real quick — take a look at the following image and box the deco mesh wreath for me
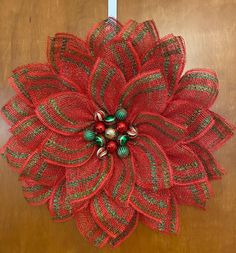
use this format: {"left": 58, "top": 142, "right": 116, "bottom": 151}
{"left": 1, "top": 18, "right": 235, "bottom": 247}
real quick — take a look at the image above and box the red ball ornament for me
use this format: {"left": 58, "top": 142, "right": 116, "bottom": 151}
{"left": 106, "top": 141, "right": 117, "bottom": 153}
{"left": 94, "top": 122, "right": 105, "bottom": 134}
{"left": 116, "top": 121, "right": 128, "bottom": 133}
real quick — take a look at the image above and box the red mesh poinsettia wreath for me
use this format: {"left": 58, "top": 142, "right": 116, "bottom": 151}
{"left": 1, "top": 18, "right": 235, "bottom": 247}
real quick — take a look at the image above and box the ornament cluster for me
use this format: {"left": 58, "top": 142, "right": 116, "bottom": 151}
{"left": 83, "top": 109, "right": 138, "bottom": 159}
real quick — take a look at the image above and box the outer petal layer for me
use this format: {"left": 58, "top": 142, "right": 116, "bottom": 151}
{"left": 196, "top": 112, "right": 235, "bottom": 151}
{"left": 166, "top": 144, "right": 207, "bottom": 185}
{"left": 48, "top": 177, "right": 73, "bottom": 222}
{"left": 129, "top": 135, "right": 172, "bottom": 191}
{"left": 1, "top": 95, "right": 34, "bottom": 126}
{"left": 140, "top": 196, "right": 179, "bottom": 233}
{"left": 66, "top": 155, "right": 113, "bottom": 202}
{"left": 130, "top": 184, "right": 170, "bottom": 221}
{"left": 90, "top": 191, "right": 135, "bottom": 238}
{"left": 9, "top": 64, "right": 78, "bottom": 105}
{"left": 75, "top": 207, "right": 110, "bottom": 248}
{"left": 35, "top": 92, "right": 96, "bottom": 136}
{"left": 174, "top": 69, "right": 219, "bottom": 108}
{"left": 164, "top": 100, "right": 214, "bottom": 142}
{"left": 21, "top": 179, "right": 52, "bottom": 206}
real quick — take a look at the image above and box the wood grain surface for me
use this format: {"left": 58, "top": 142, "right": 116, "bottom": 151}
{"left": 0, "top": 0, "right": 236, "bottom": 252}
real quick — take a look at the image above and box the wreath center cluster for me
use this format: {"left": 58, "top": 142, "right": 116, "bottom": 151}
{"left": 83, "top": 109, "right": 138, "bottom": 159}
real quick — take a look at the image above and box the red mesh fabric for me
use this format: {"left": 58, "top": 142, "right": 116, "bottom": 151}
{"left": 0, "top": 18, "right": 235, "bottom": 248}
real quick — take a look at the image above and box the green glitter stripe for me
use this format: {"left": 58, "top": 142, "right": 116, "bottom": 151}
{"left": 190, "top": 142, "right": 223, "bottom": 177}
{"left": 200, "top": 182, "right": 210, "bottom": 199}
{"left": 62, "top": 57, "right": 91, "bottom": 75}
{"left": 119, "top": 72, "right": 162, "bottom": 105}
{"left": 12, "top": 101, "right": 29, "bottom": 116}
{"left": 122, "top": 21, "right": 137, "bottom": 40}
{"left": 12, "top": 73, "right": 31, "bottom": 100}
{"left": 189, "top": 185, "right": 204, "bottom": 206}
{"left": 174, "top": 172, "right": 205, "bottom": 183}
{"left": 94, "top": 232, "right": 108, "bottom": 247}
{"left": 110, "top": 43, "right": 125, "bottom": 74}
{"left": 22, "top": 185, "right": 43, "bottom": 192}
{"left": 49, "top": 98, "right": 77, "bottom": 125}
{"left": 49, "top": 38, "right": 58, "bottom": 72}
{"left": 34, "top": 162, "right": 48, "bottom": 181}
{"left": 121, "top": 157, "right": 134, "bottom": 202}
{"left": 45, "top": 139, "right": 94, "bottom": 154}
{"left": 100, "top": 67, "right": 116, "bottom": 111}
{"left": 67, "top": 171, "right": 99, "bottom": 187}
{"left": 26, "top": 189, "right": 52, "bottom": 203}
{"left": 181, "top": 72, "right": 218, "bottom": 83}
{"left": 37, "top": 105, "right": 83, "bottom": 133}
{"left": 5, "top": 147, "right": 28, "bottom": 159}
{"left": 132, "top": 26, "right": 149, "bottom": 46}
{"left": 135, "top": 185, "right": 167, "bottom": 208}
{"left": 93, "top": 196, "right": 121, "bottom": 235}
{"left": 138, "top": 135, "right": 170, "bottom": 188}
{"left": 188, "top": 115, "right": 212, "bottom": 139}
{"left": 1, "top": 107, "right": 17, "bottom": 123}
{"left": 110, "top": 212, "right": 137, "bottom": 246}
{"left": 163, "top": 55, "right": 170, "bottom": 80}
{"left": 136, "top": 113, "right": 184, "bottom": 134}
{"left": 175, "top": 161, "right": 198, "bottom": 171}
{"left": 120, "top": 41, "right": 138, "bottom": 76}
{"left": 168, "top": 63, "right": 179, "bottom": 97}
{"left": 42, "top": 150, "right": 89, "bottom": 165}
{"left": 112, "top": 165, "right": 126, "bottom": 198}
{"left": 23, "top": 153, "right": 40, "bottom": 176}
{"left": 12, "top": 117, "right": 38, "bottom": 135}
{"left": 184, "top": 109, "right": 202, "bottom": 127}
{"left": 169, "top": 198, "right": 177, "bottom": 233}
{"left": 22, "top": 126, "right": 46, "bottom": 143}
{"left": 70, "top": 158, "right": 112, "bottom": 199}
{"left": 102, "top": 192, "right": 129, "bottom": 225}
{"left": 91, "top": 60, "right": 105, "bottom": 104}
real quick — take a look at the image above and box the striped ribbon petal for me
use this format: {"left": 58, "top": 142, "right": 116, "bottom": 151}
{"left": 90, "top": 191, "right": 135, "bottom": 238}
{"left": 174, "top": 69, "right": 219, "bottom": 108}
{"left": 166, "top": 144, "right": 207, "bottom": 185}
{"left": 99, "top": 39, "right": 141, "bottom": 81}
{"left": 140, "top": 196, "right": 179, "bottom": 233}
{"left": 47, "top": 34, "right": 94, "bottom": 94}
{"left": 129, "top": 135, "right": 172, "bottom": 192}
{"left": 75, "top": 207, "right": 110, "bottom": 248}
{"left": 163, "top": 100, "right": 214, "bottom": 143}
{"left": 0, "top": 95, "right": 34, "bottom": 126}
{"left": 19, "top": 150, "right": 65, "bottom": 186}
{"left": 141, "top": 34, "right": 186, "bottom": 97}
{"left": 196, "top": 111, "right": 235, "bottom": 151}
{"left": 41, "top": 132, "right": 95, "bottom": 168}
{"left": 88, "top": 58, "right": 126, "bottom": 114}
{"left": 87, "top": 18, "right": 122, "bottom": 57}
{"left": 35, "top": 91, "right": 97, "bottom": 136}
{"left": 133, "top": 112, "right": 186, "bottom": 148}
{"left": 48, "top": 177, "right": 73, "bottom": 222}
{"left": 118, "top": 20, "right": 159, "bottom": 62}
{"left": 1, "top": 136, "right": 30, "bottom": 173}
{"left": 109, "top": 211, "right": 139, "bottom": 248}
{"left": 9, "top": 64, "right": 78, "bottom": 105}
{"left": 10, "top": 115, "right": 50, "bottom": 150}
{"left": 130, "top": 184, "right": 171, "bottom": 221}
{"left": 173, "top": 180, "right": 213, "bottom": 209}
{"left": 104, "top": 154, "right": 135, "bottom": 206}
{"left": 118, "top": 70, "right": 168, "bottom": 119}
{"left": 21, "top": 178, "right": 52, "bottom": 206}
{"left": 188, "top": 142, "right": 224, "bottom": 180}
{"left": 66, "top": 155, "right": 113, "bottom": 203}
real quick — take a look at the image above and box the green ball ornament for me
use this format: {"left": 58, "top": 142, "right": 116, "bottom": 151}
{"left": 94, "top": 135, "right": 105, "bottom": 147}
{"left": 115, "top": 108, "right": 127, "bottom": 121}
{"left": 117, "top": 135, "right": 129, "bottom": 146}
{"left": 83, "top": 130, "right": 95, "bottom": 141}
{"left": 105, "top": 115, "right": 116, "bottom": 125}
{"left": 117, "top": 146, "right": 129, "bottom": 158}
